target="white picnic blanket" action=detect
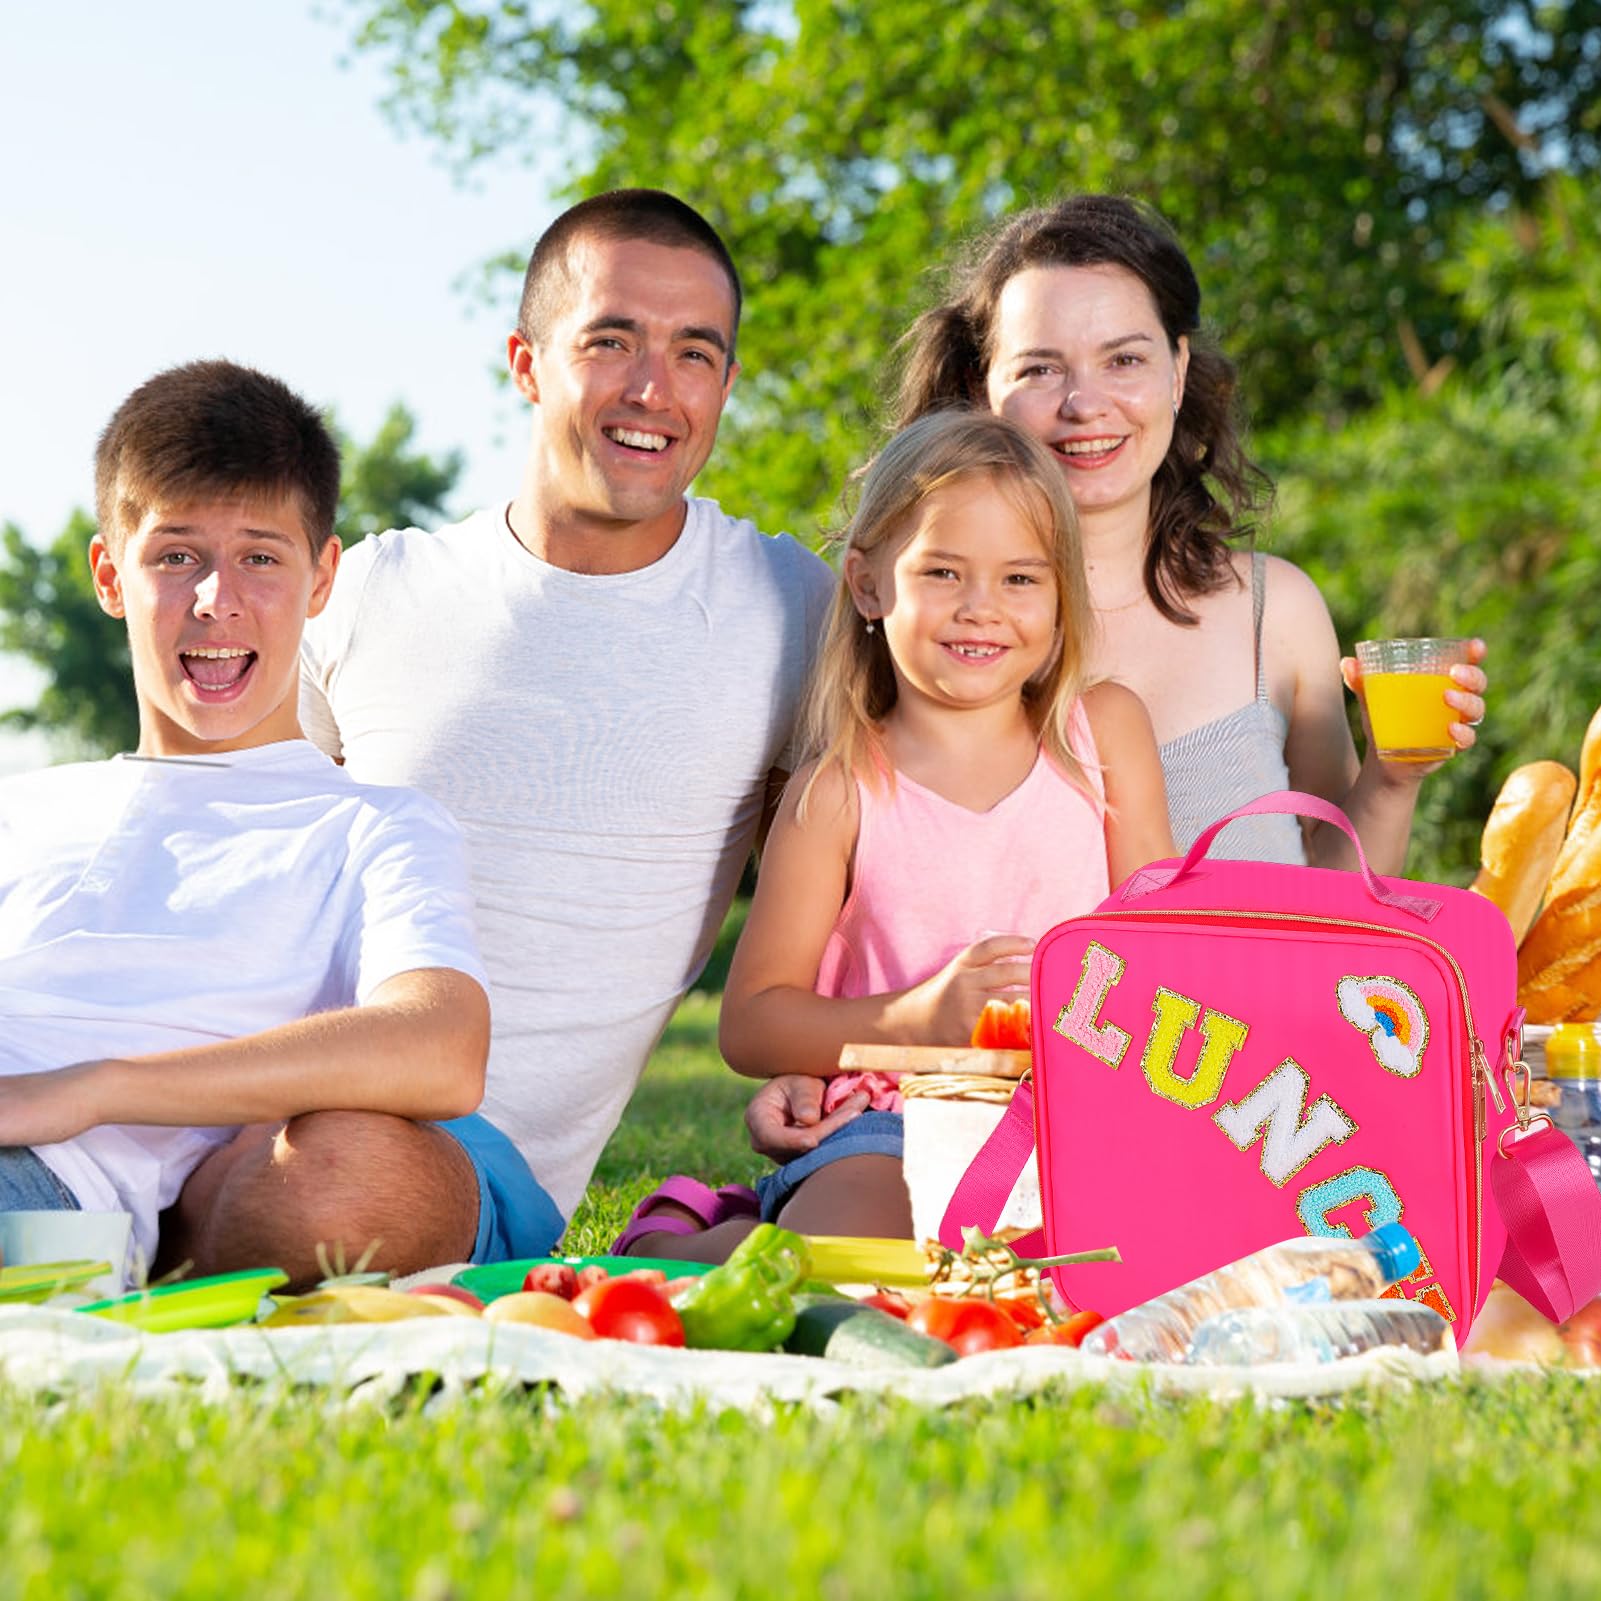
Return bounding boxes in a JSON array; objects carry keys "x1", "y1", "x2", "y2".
[{"x1": 0, "y1": 1302, "x2": 1458, "y2": 1409}]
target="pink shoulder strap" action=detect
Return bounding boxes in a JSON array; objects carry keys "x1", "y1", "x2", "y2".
[
  {"x1": 1491, "y1": 1126, "x2": 1601, "y2": 1324},
  {"x1": 943, "y1": 1081, "x2": 1601, "y2": 1323},
  {"x1": 938, "y1": 1079, "x2": 1045, "y2": 1258}
]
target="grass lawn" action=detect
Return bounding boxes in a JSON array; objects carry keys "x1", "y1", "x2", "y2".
[{"x1": 6, "y1": 990, "x2": 1601, "y2": 1599}]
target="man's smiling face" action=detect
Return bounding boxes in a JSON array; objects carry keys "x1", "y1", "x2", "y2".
[
  {"x1": 508, "y1": 235, "x2": 739, "y2": 572},
  {"x1": 90, "y1": 495, "x2": 338, "y2": 756}
]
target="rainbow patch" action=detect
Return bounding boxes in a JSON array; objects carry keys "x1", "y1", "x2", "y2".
[{"x1": 1337, "y1": 975, "x2": 1429, "y2": 1078}]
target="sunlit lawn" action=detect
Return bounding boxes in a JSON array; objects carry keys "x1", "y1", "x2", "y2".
[{"x1": 5, "y1": 986, "x2": 1601, "y2": 1599}]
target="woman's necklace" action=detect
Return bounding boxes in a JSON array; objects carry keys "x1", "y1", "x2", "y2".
[{"x1": 1091, "y1": 585, "x2": 1150, "y2": 615}]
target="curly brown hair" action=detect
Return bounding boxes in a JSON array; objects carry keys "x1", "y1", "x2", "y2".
[{"x1": 894, "y1": 195, "x2": 1272, "y2": 625}]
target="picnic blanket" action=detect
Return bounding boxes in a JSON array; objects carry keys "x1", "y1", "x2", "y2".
[{"x1": 0, "y1": 1302, "x2": 1459, "y2": 1409}]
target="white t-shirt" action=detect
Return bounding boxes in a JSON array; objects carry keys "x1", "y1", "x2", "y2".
[
  {"x1": 299, "y1": 499, "x2": 834, "y2": 1216},
  {"x1": 0, "y1": 740, "x2": 486, "y2": 1265}
]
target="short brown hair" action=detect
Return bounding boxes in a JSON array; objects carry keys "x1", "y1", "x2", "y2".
[
  {"x1": 94, "y1": 360, "x2": 341, "y2": 555},
  {"x1": 516, "y1": 188, "x2": 742, "y2": 357},
  {"x1": 895, "y1": 195, "x2": 1272, "y2": 625}
]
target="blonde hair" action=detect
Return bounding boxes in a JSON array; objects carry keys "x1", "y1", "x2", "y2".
[{"x1": 799, "y1": 409, "x2": 1095, "y2": 814}]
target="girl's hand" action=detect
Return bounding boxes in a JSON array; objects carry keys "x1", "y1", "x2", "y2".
[
  {"x1": 1340, "y1": 638, "x2": 1488, "y2": 783},
  {"x1": 744, "y1": 1075, "x2": 870, "y2": 1162},
  {"x1": 908, "y1": 935, "x2": 1036, "y2": 1045}
]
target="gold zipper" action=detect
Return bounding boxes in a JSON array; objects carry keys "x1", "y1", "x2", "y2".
[{"x1": 1078, "y1": 905, "x2": 1491, "y2": 1310}]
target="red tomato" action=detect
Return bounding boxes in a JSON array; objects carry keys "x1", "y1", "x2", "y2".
[
  {"x1": 617, "y1": 1268, "x2": 669, "y2": 1289},
  {"x1": 573, "y1": 1276, "x2": 686, "y2": 1345},
  {"x1": 969, "y1": 998, "x2": 1032, "y2": 1051},
  {"x1": 522, "y1": 1263, "x2": 579, "y2": 1300},
  {"x1": 860, "y1": 1291, "x2": 912, "y2": 1320},
  {"x1": 575, "y1": 1265, "x2": 611, "y2": 1292},
  {"x1": 907, "y1": 1296, "x2": 1024, "y2": 1355},
  {"x1": 1025, "y1": 1310, "x2": 1105, "y2": 1348},
  {"x1": 993, "y1": 1294, "x2": 1046, "y2": 1332}
]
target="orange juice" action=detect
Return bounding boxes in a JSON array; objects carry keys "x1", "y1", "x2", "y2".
[{"x1": 1364, "y1": 671, "x2": 1456, "y2": 760}]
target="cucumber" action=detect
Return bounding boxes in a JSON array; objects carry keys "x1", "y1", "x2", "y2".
[{"x1": 783, "y1": 1293, "x2": 957, "y2": 1368}]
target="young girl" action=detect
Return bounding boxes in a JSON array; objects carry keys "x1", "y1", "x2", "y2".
[{"x1": 614, "y1": 410, "x2": 1173, "y2": 1259}]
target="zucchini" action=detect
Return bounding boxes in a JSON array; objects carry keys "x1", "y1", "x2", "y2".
[{"x1": 783, "y1": 1293, "x2": 957, "y2": 1368}]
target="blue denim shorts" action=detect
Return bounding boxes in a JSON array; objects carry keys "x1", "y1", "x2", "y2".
[
  {"x1": 0, "y1": 1147, "x2": 81, "y2": 1211},
  {"x1": 754, "y1": 1110, "x2": 905, "y2": 1222},
  {"x1": 435, "y1": 1115, "x2": 565, "y2": 1263}
]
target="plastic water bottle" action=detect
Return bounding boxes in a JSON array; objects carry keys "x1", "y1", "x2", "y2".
[
  {"x1": 1079, "y1": 1224, "x2": 1421, "y2": 1363},
  {"x1": 1547, "y1": 1024, "x2": 1601, "y2": 1191},
  {"x1": 1185, "y1": 1300, "x2": 1451, "y2": 1366}
]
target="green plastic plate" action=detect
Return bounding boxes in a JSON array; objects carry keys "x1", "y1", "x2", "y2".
[
  {"x1": 79, "y1": 1268, "x2": 289, "y2": 1332},
  {"x1": 0, "y1": 1259, "x2": 113, "y2": 1304},
  {"x1": 454, "y1": 1255, "x2": 712, "y2": 1304}
]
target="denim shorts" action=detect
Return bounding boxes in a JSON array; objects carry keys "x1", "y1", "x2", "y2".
[
  {"x1": 435, "y1": 1114, "x2": 565, "y2": 1263},
  {"x1": 754, "y1": 1110, "x2": 905, "y2": 1222},
  {"x1": 0, "y1": 1147, "x2": 81, "y2": 1212}
]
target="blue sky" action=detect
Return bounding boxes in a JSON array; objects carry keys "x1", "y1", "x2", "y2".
[{"x1": 0, "y1": 2, "x2": 562, "y2": 765}]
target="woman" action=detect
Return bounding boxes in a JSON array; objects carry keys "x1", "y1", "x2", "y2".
[
  {"x1": 895, "y1": 192, "x2": 1486, "y2": 869},
  {"x1": 623, "y1": 196, "x2": 1492, "y2": 1241}
]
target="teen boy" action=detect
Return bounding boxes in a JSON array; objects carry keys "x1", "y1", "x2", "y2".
[{"x1": 0, "y1": 360, "x2": 562, "y2": 1287}]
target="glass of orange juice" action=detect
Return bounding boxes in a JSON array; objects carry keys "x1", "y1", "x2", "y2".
[{"x1": 1355, "y1": 637, "x2": 1470, "y2": 762}]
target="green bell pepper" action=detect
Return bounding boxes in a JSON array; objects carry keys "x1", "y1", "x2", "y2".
[{"x1": 670, "y1": 1223, "x2": 811, "y2": 1351}]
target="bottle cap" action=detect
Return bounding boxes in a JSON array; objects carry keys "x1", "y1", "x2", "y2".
[
  {"x1": 1546, "y1": 1023, "x2": 1601, "y2": 1079},
  {"x1": 1365, "y1": 1223, "x2": 1420, "y2": 1283}
]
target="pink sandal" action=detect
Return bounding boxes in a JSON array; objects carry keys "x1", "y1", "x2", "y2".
[{"x1": 611, "y1": 1175, "x2": 761, "y2": 1256}]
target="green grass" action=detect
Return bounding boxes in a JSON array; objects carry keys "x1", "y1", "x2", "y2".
[{"x1": 6, "y1": 991, "x2": 1601, "y2": 1598}]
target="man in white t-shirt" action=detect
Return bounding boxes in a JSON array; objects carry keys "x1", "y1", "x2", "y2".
[
  {"x1": 0, "y1": 361, "x2": 561, "y2": 1286},
  {"x1": 299, "y1": 190, "x2": 833, "y2": 1230}
]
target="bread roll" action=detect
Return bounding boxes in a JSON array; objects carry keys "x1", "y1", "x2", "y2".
[
  {"x1": 1548, "y1": 704, "x2": 1601, "y2": 904},
  {"x1": 1470, "y1": 761, "x2": 1578, "y2": 943}
]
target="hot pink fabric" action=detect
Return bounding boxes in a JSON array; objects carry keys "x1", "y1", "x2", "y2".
[
  {"x1": 820, "y1": 706, "x2": 1108, "y2": 1113},
  {"x1": 941, "y1": 791, "x2": 1601, "y2": 1342}
]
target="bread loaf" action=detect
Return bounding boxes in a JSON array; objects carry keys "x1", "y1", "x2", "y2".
[
  {"x1": 1518, "y1": 885, "x2": 1601, "y2": 1022},
  {"x1": 1469, "y1": 761, "x2": 1577, "y2": 943},
  {"x1": 1547, "y1": 704, "x2": 1601, "y2": 904}
]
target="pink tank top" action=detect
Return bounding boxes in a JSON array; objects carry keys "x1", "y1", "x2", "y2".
[{"x1": 818, "y1": 703, "x2": 1109, "y2": 1113}]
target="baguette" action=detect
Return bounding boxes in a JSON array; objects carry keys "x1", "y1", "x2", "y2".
[
  {"x1": 1517, "y1": 885, "x2": 1601, "y2": 1022},
  {"x1": 1547, "y1": 704, "x2": 1601, "y2": 904},
  {"x1": 1469, "y1": 761, "x2": 1578, "y2": 943}
]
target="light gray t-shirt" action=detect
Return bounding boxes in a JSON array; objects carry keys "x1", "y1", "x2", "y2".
[{"x1": 300, "y1": 499, "x2": 834, "y2": 1216}]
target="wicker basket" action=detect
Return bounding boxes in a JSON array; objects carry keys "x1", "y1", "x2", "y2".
[{"x1": 894, "y1": 1058, "x2": 1041, "y2": 1245}]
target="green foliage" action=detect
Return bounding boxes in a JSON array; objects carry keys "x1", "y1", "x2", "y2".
[
  {"x1": 0, "y1": 404, "x2": 462, "y2": 759},
  {"x1": 0, "y1": 511, "x2": 135, "y2": 755},
  {"x1": 348, "y1": 0, "x2": 1601, "y2": 534},
  {"x1": 1264, "y1": 173, "x2": 1601, "y2": 881},
  {"x1": 334, "y1": 401, "x2": 465, "y2": 546}
]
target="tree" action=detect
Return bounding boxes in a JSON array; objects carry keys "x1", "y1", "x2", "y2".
[
  {"x1": 0, "y1": 403, "x2": 463, "y2": 758},
  {"x1": 347, "y1": 0, "x2": 1601, "y2": 535},
  {"x1": 0, "y1": 512, "x2": 134, "y2": 755},
  {"x1": 335, "y1": 402, "x2": 464, "y2": 545},
  {"x1": 1265, "y1": 173, "x2": 1601, "y2": 881}
]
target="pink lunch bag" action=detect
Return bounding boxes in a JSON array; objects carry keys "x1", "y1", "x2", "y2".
[{"x1": 942, "y1": 792, "x2": 1601, "y2": 1343}]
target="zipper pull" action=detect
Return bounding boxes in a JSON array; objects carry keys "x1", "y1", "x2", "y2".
[
  {"x1": 1476, "y1": 1037, "x2": 1505, "y2": 1115},
  {"x1": 1471, "y1": 1039, "x2": 1495, "y2": 1145}
]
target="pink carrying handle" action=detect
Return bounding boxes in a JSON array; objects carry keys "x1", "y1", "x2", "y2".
[
  {"x1": 938, "y1": 1079, "x2": 1046, "y2": 1259},
  {"x1": 1119, "y1": 790, "x2": 1441, "y2": 922}
]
